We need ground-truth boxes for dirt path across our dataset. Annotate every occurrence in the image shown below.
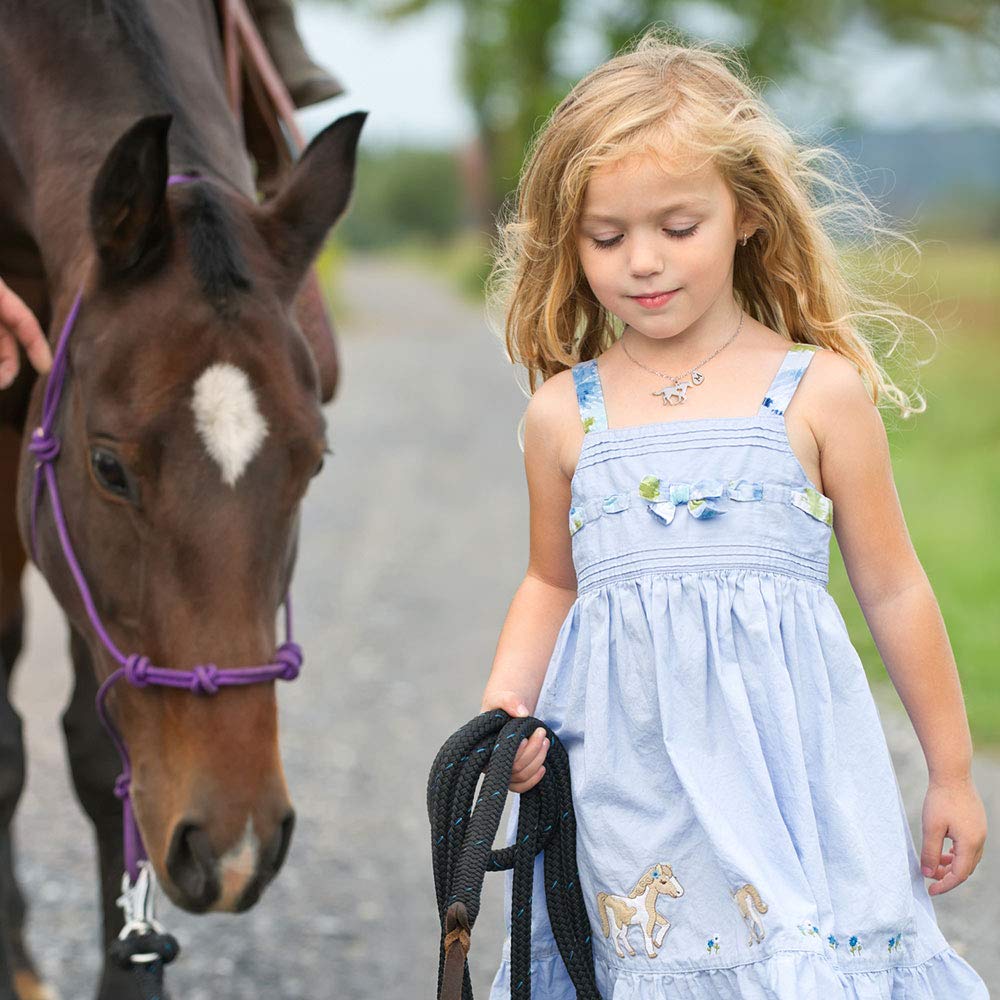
[9,254,996,998]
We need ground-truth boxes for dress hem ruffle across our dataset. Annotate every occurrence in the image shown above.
[489,944,990,999]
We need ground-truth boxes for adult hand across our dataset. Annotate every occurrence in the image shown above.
[0,277,52,388]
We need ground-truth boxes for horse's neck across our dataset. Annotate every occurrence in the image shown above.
[0,0,253,287]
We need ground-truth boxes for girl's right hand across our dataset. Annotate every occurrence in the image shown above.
[480,690,551,794]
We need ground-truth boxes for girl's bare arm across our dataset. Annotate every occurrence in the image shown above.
[481,372,580,791]
[810,350,987,895]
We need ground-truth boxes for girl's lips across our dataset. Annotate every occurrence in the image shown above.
[630,289,679,309]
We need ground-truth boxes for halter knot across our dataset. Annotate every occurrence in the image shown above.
[124,654,152,688]
[114,774,131,800]
[28,427,60,463]
[190,663,220,695]
[274,642,303,680]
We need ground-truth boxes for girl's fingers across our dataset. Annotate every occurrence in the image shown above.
[511,765,545,794]
[511,730,549,777]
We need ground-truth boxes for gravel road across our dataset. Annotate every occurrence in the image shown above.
[9,255,996,998]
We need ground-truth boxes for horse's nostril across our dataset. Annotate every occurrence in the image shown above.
[166,821,220,912]
[264,809,295,875]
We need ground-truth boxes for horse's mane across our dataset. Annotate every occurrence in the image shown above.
[627,863,672,898]
[96,3,252,312]
[179,185,253,314]
[96,0,193,133]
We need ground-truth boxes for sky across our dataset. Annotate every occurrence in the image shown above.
[294,1,1000,147]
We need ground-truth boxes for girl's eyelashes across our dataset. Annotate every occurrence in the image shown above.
[590,224,699,250]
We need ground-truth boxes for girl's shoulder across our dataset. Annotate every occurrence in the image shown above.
[524,365,594,480]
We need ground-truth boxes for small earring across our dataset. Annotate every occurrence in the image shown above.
[740,232,749,247]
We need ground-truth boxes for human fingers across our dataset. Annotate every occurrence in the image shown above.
[512,728,549,776]
[510,765,545,795]
[928,837,982,896]
[919,812,947,881]
[510,729,549,792]
[0,278,52,384]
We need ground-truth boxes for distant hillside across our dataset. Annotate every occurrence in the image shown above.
[827,126,1000,233]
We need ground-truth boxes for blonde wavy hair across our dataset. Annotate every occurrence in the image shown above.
[488,26,935,419]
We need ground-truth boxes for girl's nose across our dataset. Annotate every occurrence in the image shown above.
[627,236,664,278]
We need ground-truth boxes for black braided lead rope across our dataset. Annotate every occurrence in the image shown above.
[109,929,180,999]
[427,710,603,1000]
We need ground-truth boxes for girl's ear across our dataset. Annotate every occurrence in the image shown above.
[257,111,367,301]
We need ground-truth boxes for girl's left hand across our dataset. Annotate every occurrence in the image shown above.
[919,776,987,896]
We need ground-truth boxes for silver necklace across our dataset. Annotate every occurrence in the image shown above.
[621,310,744,405]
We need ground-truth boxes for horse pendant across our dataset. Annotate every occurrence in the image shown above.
[651,371,703,406]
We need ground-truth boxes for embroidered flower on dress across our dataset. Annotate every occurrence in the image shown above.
[849,934,863,955]
[797,920,820,938]
[888,933,903,953]
[706,935,721,954]
[827,934,839,951]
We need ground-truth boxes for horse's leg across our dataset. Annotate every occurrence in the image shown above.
[62,630,165,1000]
[0,424,56,1000]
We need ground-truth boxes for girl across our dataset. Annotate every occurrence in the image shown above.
[479,28,990,999]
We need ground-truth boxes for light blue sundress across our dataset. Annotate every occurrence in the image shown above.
[490,344,989,999]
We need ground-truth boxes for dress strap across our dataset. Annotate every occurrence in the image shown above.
[757,343,820,417]
[572,359,609,433]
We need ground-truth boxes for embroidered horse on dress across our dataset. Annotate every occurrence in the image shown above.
[733,882,768,945]
[597,862,685,959]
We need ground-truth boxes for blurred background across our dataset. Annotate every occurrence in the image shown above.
[11,2,1000,998]
[301,0,1000,748]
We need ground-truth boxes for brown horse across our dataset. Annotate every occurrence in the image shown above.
[0,2,364,997]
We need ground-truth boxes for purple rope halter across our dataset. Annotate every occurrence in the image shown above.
[27,175,303,883]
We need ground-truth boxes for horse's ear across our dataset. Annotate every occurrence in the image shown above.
[90,115,172,277]
[259,111,367,299]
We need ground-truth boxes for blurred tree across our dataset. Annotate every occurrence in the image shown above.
[326,0,998,224]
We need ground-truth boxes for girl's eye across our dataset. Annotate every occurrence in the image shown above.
[591,235,623,250]
[589,224,699,250]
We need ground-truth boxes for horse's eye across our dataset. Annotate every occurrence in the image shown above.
[90,447,133,499]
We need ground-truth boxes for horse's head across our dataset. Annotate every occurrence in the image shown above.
[18,112,365,913]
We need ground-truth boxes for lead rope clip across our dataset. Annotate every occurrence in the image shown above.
[111,861,180,968]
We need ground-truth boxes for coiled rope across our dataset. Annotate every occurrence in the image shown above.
[427,710,603,999]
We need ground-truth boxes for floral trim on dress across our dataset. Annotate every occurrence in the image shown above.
[567,477,832,536]
[790,485,833,526]
[572,360,608,433]
[760,343,819,417]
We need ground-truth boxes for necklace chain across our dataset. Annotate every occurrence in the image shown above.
[621,310,744,381]
[620,310,745,405]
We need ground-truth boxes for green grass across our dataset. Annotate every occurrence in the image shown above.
[827,239,1000,749]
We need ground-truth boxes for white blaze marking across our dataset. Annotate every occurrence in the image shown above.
[191,363,268,486]
[215,817,260,910]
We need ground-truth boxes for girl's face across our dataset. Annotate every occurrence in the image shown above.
[576,149,746,343]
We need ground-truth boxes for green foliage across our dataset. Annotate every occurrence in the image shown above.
[327,0,995,219]
[337,146,465,250]
[826,240,1000,748]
